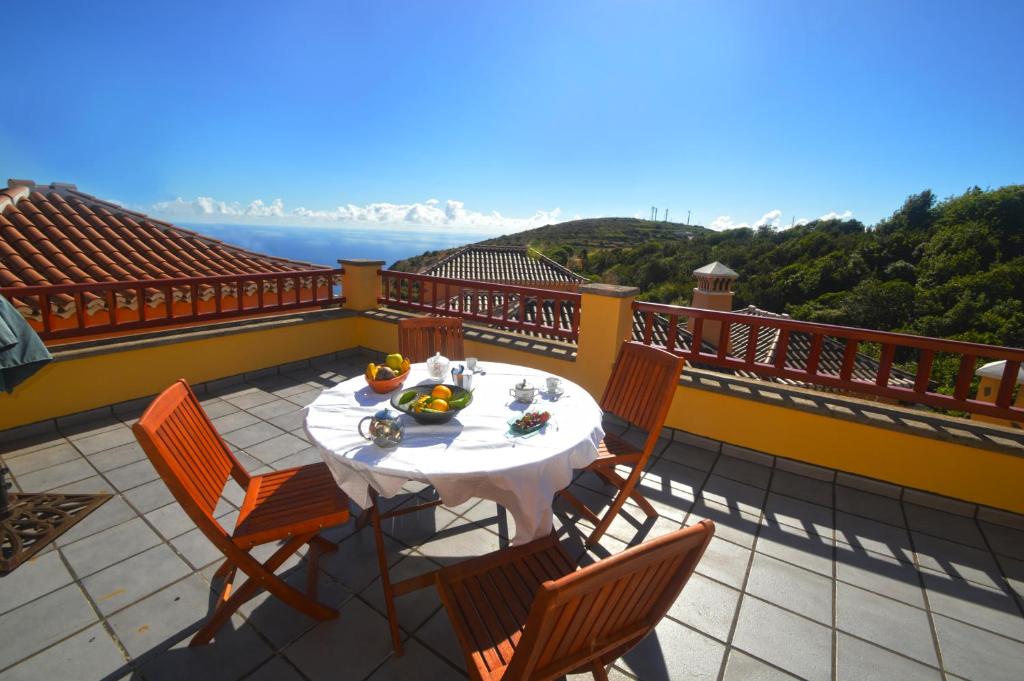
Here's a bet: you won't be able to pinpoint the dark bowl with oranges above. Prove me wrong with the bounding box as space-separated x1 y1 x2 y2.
390 383 473 424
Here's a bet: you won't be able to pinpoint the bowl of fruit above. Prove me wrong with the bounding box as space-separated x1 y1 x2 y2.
391 383 473 424
365 353 412 393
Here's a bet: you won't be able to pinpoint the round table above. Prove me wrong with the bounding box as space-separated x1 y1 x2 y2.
304 361 604 543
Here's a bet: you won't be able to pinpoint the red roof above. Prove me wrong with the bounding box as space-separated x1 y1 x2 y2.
0 180 322 294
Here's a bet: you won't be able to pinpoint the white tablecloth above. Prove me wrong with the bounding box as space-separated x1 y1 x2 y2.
305 361 604 543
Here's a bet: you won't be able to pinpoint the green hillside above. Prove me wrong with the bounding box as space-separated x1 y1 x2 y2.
393 186 1024 359
390 217 705 273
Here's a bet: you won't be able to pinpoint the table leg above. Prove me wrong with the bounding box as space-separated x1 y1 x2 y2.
369 488 404 656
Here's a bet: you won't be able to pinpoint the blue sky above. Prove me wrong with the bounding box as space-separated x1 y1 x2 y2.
3 1 1021 233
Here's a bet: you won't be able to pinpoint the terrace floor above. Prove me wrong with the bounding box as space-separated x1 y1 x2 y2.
1 350 1023 681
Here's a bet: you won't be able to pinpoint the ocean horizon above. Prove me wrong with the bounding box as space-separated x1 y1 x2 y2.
182 223 494 269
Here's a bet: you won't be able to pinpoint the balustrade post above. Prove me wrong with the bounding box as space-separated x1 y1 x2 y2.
339 259 384 312
575 283 639 398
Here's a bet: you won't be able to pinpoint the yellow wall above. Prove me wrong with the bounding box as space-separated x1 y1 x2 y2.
0 315 358 430
666 383 1024 515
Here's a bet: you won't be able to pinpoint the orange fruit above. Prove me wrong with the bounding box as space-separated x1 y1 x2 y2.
430 385 453 400
429 398 449 412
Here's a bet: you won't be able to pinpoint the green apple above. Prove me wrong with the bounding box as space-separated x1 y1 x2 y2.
385 353 404 371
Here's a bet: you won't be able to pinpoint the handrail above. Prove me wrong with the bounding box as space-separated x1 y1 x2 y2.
634 300 1024 422
0 268 345 341
378 271 581 342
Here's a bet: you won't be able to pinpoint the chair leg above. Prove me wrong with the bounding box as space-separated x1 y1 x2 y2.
557 489 602 526
587 469 645 547
190 534 336 646
369 489 404 656
595 467 658 519
590 661 610 681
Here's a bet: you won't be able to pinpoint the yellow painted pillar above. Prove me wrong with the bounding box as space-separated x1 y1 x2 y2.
339 259 384 312
575 283 639 398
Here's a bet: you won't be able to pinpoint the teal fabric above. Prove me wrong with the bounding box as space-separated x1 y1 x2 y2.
0 296 53 393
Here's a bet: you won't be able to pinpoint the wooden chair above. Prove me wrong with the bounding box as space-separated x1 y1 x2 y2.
435 520 715 681
398 316 465 362
132 379 350 646
560 341 685 546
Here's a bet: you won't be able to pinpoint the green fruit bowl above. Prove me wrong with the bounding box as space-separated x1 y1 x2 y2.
390 384 473 424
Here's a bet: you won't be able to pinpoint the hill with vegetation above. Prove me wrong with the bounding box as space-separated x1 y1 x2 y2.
391 217 706 273
393 186 1024 359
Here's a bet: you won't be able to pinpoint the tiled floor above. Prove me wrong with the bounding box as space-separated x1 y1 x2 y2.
2 352 1023 680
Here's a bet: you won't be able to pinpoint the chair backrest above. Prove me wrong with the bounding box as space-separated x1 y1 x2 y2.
600 341 685 437
505 521 714 681
132 380 249 541
398 316 465 362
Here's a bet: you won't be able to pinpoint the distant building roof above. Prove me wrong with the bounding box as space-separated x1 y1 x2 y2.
0 180 326 320
422 246 586 286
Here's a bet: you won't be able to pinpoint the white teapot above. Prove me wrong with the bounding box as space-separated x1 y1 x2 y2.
426 352 450 381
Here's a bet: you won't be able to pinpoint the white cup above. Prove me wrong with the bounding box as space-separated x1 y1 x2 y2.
466 357 478 371
546 376 563 393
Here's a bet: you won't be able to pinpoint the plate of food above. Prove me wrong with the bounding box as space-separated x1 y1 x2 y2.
508 411 551 436
390 383 473 424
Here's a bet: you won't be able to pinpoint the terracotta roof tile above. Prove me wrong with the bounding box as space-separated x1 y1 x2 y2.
0 181 324 299
422 246 587 285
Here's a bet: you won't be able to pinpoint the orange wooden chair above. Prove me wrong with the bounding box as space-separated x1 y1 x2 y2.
560 341 685 546
132 379 350 646
398 316 465 362
435 520 714 681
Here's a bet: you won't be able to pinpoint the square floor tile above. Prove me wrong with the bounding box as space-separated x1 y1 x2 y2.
223 423 287 450
836 632 942 681
103 459 160 492
732 596 832 681
365 638 462 680
285 598 396 681
904 503 986 549
82 544 192 615
668 572 741 642
72 426 137 456
981 521 1024 561
933 613 1024 681
762 492 833 536
86 440 147 473
712 454 772 488
836 486 905 527
745 552 833 624
55 495 137 547
136 619 273 681
61 516 162 578
836 581 937 665
616 616 726 681
106 574 214 657
920 571 1024 641
0 623 128 681
14 458 96 492
722 649 800 680
0 550 74 616
3 442 81 476
0 584 98 670
769 470 833 508
835 544 926 608
694 536 752 589
755 522 834 577
835 511 912 561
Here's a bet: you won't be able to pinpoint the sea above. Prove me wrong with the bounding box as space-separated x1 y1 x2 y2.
182 223 488 269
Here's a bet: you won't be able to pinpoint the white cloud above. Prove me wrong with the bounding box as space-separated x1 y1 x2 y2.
709 215 748 231
817 209 854 221
707 208 854 231
753 209 783 229
152 195 570 233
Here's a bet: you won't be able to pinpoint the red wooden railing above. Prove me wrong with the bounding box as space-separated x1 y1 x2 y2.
634 301 1024 422
0 268 344 341
378 271 581 342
